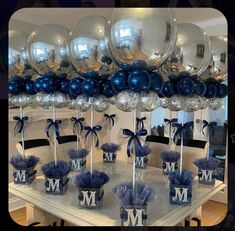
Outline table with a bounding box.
[9,161,226,226]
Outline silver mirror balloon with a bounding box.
[28,24,72,75]
[9,30,35,77]
[67,15,115,75]
[160,23,211,78]
[107,8,177,67]
[200,36,227,81]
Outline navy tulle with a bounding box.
[9,154,39,169]
[42,161,70,178]
[100,143,120,153]
[113,182,156,206]
[194,157,221,170]
[160,151,180,162]
[68,148,89,159]
[169,170,193,186]
[75,170,109,189]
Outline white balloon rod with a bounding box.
[76,110,79,151]
[90,109,94,174]
[20,106,25,158]
[179,110,185,175]
[52,106,57,166]
[169,110,173,149]
[207,109,211,160]
[200,109,203,140]
[132,109,137,192]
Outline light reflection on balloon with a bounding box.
[160,23,211,78]
[107,8,177,68]
[28,24,72,75]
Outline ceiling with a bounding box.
[9,8,227,36]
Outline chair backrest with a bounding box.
[146,135,170,168]
[175,139,207,175]
[56,135,82,162]
[16,139,53,176]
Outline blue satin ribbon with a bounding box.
[83,125,102,148]
[104,114,116,127]
[123,129,147,157]
[173,121,194,143]
[202,120,217,137]
[136,117,146,130]
[13,116,28,135]
[71,117,84,134]
[164,118,178,133]
[45,119,62,139]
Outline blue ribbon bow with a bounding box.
[104,114,116,127]
[164,118,178,133]
[202,120,217,137]
[173,121,194,143]
[83,125,102,148]
[13,116,28,135]
[136,117,146,130]
[45,119,62,139]
[71,117,84,134]
[123,129,147,157]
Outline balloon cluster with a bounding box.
[8,9,228,113]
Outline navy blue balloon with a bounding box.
[42,77,56,94]
[131,60,147,70]
[85,70,101,81]
[177,78,194,96]
[25,80,36,95]
[120,63,132,72]
[22,75,32,82]
[204,84,217,98]
[102,80,115,98]
[161,81,175,98]
[82,79,99,97]
[59,78,70,94]
[10,75,21,82]
[69,78,83,97]
[216,84,228,98]
[92,82,102,97]
[57,73,67,80]
[178,71,191,79]
[44,70,56,79]
[193,80,206,96]
[101,56,112,65]
[34,78,44,92]
[111,70,128,93]
[150,72,163,93]
[8,80,21,95]
[128,70,151,93]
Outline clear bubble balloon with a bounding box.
[91,95,110,112]
[160,23,211,78]
[159,97,169,109]
[200,97,210,109]
[115,90,139,112]
[107,8,177,68]
[9,94,15,108]
[9,30,35,77]
[138,91,159,112]
[50,92,67,108]
[13,93,31,108]
[108,96,116,105]
[75,95,91,112]
[184,95,203,112]
[68,15,115,75]
[67,99,76,109]
[28,24,72,75]
[167,95,185,111]
[200,36,227,81]
[209,97,223,110]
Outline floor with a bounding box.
[10,200,227,227]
